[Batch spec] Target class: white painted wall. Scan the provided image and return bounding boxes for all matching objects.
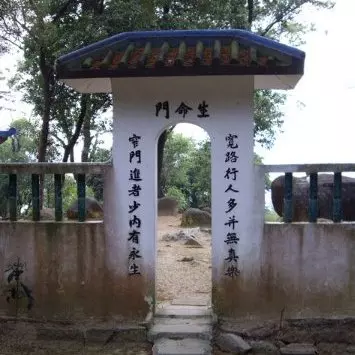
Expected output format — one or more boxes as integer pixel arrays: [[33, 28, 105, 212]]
[[104, 75, 255, 301]]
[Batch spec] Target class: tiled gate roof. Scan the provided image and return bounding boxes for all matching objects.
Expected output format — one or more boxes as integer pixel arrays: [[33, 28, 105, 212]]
[[56, 29, 305, 79]]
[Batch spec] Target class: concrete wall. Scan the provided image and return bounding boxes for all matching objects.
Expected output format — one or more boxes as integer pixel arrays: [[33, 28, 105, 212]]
[[0, 219, 354, 321], [0, 221, 149, 321], [216, 222, 355, 319]]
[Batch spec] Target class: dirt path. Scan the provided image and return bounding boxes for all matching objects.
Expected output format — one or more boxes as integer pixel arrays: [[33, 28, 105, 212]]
[[156, 215, 212, 307]]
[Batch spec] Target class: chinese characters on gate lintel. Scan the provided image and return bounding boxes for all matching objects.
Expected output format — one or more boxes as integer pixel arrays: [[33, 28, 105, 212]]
[[155, 101, 210, 119], [224, 133, 241, 278], [128, 133, 143, 276]]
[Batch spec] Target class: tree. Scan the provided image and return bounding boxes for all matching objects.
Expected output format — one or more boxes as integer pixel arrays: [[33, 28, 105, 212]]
[[0, 0, 334, 197], [0, 118, 39, 218], [160, 132, 196, 196], [153, 0, 334, 196], [162, 132, 273, 209]]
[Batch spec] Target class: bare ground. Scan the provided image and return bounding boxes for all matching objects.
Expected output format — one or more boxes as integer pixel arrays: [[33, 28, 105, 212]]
[[155, 215, 212, 307]]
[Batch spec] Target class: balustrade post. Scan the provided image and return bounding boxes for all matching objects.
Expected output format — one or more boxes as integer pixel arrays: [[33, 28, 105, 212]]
[[309, 173, 318, 222], [283, 172, 293, 223], [77, 174, 86, 222], [32, 174, 40, 221], [8, 174, 17, 221], [54, 174, 63, 221], [333, 172, 342, 222]]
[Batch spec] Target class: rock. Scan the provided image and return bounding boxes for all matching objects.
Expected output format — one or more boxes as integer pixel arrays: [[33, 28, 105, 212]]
[[40, 208, 55, 220], [178, 257, 194, 262], [215, 332, 252, 353], [201, 207, 211, 214], [275, 341, 286, 349], [250, 340, 279, 353], [162, 230, 188, 242], [271, 174, 355, 221], [317, 342, 348, 354], [347, 345, 355, 353], [181, 208, 211, 227], [158, 197, 179, 216], [200, 227, 211, 234], [184, 236, 203, 248], [280, 343, 317, 355], [66, 197, 103, 220], [162, 229, 200, 242]]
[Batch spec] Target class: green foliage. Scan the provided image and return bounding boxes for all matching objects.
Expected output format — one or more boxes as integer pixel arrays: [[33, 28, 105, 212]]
[[166, 186, 188, 211], [163, 132, 273, 209], [188, 139, 211, 208], [44, 175, 95, 211], [161, 132, 195, 194], [0, 0, 334, 164], [86, 147, 111, 201], [0, 118, 39, 218]]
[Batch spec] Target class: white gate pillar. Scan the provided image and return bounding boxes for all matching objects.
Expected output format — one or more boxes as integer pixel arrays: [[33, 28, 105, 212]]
[[57, 29, 305, 319]]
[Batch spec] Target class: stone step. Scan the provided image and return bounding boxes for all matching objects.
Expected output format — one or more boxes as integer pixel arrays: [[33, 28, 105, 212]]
[[155, 305, 213, 319], [148, 320, 212, 342], [152, 338, 211, 355], [153, 317, 212, 326]]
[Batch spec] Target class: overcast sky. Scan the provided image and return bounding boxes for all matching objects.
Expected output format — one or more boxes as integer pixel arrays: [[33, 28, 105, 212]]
[[1, 0, 354, 170], [176, 0, 355, 166]]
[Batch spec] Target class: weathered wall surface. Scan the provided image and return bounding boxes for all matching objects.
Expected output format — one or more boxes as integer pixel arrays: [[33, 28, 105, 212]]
[[0, 221, 149, 321], [1, 218, 354, 321], [215, 222, 355, 319]]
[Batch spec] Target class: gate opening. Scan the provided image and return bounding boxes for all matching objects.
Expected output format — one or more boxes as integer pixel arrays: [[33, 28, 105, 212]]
[[155, 123, 212, 309]]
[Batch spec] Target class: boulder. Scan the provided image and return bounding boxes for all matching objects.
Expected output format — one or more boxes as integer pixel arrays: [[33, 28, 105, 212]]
[[271, 174, 355, 221], [40, 208, 55, 220], [184, 236, 203, 248], [158, 197, 178, 216], [201, 207, 211, 214], [215, 333, 252, 353], [66, 197, 103, 220], [181, 208, 211, 227]]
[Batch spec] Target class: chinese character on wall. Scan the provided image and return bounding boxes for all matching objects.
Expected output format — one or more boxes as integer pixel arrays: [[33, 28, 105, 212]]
[[128, 133, 143, 276], [223, 133, 241, 278], [155, 101, 210, 120]]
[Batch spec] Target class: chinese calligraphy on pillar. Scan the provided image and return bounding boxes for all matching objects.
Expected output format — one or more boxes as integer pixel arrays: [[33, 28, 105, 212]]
[[128, 133, 143, 276], [155, 101, 210, 119], [224, 133, 241, 278]]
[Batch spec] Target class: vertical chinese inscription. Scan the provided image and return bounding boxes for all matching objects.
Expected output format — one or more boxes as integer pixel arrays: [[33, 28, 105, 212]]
[[223, 134, 241, 278], [128, 133, 142, 276]]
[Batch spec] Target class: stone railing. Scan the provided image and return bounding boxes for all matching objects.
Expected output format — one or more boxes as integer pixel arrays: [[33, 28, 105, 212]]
[[0, 162, 111, 222], [256, 163, 355, 223]]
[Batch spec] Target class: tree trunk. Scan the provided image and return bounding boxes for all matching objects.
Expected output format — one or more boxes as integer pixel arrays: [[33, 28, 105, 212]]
[[62, 94, 88, 162], [38, 47, 54, 209], [157, 126, 175, 198], [81, 107, 91, 162], [157, 131, 168, 198]]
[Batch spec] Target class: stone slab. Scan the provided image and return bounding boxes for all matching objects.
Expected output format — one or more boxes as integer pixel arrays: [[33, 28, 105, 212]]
[[171, 295, 210, 306], [155, 305, 212, 318], [152, 338, 211, 355], [153, 318, 211, 326], [280, 343, 317, 355], [148, 323, 212, 342]]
